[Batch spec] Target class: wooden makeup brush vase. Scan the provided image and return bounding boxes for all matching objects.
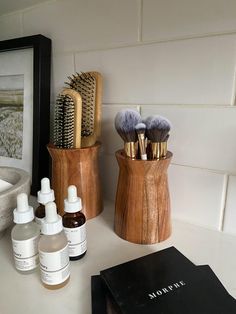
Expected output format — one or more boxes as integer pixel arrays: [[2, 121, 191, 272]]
[[114, 150, 172, 244], [47, 142, 103, 219]]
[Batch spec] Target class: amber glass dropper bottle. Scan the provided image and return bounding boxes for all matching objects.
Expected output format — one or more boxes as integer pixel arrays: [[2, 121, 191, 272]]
[[35, 177, 55, 227], [63, 185, 87, 261]]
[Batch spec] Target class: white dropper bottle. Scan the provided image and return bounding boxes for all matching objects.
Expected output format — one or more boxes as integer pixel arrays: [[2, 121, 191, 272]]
[[11, 193, 40, 274], [38, 201, 70, 289], [35, 177, 55, 226]]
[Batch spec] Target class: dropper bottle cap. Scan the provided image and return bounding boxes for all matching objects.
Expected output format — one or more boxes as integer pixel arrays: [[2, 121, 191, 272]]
[[13, 193, 34, 224], [37, 177, 55, 205], [64, 185, 82, 213], [41, 201, 63, 235]]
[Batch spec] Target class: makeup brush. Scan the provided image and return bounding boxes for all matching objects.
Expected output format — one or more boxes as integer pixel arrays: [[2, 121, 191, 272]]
[[114, 109, 141, 159], [135, 122, 147, 160], [145, 115, 171, 159]]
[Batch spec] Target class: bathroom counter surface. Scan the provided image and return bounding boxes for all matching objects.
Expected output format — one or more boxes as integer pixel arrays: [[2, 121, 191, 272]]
[[0, 200, 236, 314]]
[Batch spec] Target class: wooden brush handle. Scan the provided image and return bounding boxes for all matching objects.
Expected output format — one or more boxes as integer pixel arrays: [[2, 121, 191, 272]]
[[81, 71, 102, 148], [61, 88, 82, 148], [47, 142, 103, 219], [114, 150, 172, 244]]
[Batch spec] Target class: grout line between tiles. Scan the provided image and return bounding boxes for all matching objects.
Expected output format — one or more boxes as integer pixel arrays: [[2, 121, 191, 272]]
[[138, 0, 143, 42], [71, 30, 236, 55], [72, 52, 76, 73], [20, 11, 24, 36], [0, 0, 56, 17], [218, 174, 229, 231], [230, 67, 236, 106], [102, 103, 236, 109], [168, 163, 234, 176], [100, 154, 236, 176]]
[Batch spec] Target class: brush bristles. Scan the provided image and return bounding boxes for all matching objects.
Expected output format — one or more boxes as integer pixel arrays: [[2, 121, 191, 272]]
[[135, 122, 146, 135], [144, 115, 171, 159], [66, 72, 96, 138], [54, 94, 75, 148], [145, 115, 171, 143], [115, 109, 141, 143]]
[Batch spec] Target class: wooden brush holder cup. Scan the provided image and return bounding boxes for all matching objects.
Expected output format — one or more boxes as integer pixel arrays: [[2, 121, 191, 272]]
[[114, 150, 173, 244], [47, 142, 103, 219]]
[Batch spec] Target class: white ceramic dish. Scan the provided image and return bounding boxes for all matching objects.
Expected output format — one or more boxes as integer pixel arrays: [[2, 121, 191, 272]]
[[0, 167, 31, 238]]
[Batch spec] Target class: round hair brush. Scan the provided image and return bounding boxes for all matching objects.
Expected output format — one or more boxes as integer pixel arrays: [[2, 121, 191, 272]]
[[135, 122, 147, 160], [145, 115, 171, 159], [114, 109, 141, 159]]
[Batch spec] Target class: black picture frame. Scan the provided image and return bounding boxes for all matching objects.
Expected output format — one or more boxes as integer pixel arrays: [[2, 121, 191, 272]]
[[0, 34, 51, 195]]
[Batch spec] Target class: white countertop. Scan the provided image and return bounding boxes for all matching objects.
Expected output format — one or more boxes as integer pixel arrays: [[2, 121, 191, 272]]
[[0, 200, 236, 314]]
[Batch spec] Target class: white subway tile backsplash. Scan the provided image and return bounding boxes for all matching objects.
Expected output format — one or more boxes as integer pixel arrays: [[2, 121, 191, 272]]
[[23, 0, 139, 52], [101, 104, 140, 155], [51, 52, 75, 102], [223, 176, 236, 235], [141, 105, 236, 173], [75, 35, 236, 105], [100, 153, 119, 201], [142, 0, 236, 42], [169, 164, 224, 230], [0, 13, 22, 40]]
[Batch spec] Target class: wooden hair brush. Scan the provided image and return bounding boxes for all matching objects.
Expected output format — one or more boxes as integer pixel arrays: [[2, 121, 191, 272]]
[[65, 71, 102, 148], [53, 88, 82, 148]]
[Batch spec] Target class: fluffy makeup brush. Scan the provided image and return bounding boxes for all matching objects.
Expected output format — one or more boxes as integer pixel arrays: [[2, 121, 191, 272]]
[[53, 88, 82, 149], [145, 115, 171, 159], [135, 122, 147, 160], [65, 71, 102, 148], [115, 109, 141, 159]]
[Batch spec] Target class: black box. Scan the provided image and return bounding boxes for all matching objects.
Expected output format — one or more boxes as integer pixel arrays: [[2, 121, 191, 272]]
[[91, 275, 107, 314], [97, 247, 235, 314]]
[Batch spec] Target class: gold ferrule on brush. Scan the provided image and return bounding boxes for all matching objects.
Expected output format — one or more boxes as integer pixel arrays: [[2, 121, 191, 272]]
[[124, 142, 136, 159], [150, 142, 162, 160], [137, 133, 147, 160], [160, 141, 168, 159]]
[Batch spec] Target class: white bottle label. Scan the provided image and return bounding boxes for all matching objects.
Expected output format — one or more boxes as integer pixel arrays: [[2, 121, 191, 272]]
[[12, 235, 40, 271], [39, 245, 70, 285], [64, 223, 87, 257]]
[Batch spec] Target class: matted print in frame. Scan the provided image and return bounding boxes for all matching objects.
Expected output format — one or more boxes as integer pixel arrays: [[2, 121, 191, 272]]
[[0, 35, 51, 195]]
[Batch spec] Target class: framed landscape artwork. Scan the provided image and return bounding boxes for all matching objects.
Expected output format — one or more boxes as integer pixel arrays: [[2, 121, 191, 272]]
[[0, 35, 51, 195]]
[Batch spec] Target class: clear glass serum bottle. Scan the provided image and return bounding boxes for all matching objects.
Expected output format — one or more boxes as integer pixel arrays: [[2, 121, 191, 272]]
[[62, 185, 87, 261], [11, 193, 40, 274], [38, 201, 70, 289]]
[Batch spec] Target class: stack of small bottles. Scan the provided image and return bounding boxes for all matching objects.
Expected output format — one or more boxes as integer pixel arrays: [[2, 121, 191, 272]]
[[11, 178, 87, 290]]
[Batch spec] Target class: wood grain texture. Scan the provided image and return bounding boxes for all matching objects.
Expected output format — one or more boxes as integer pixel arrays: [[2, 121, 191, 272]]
[[47, 142, 103, 219], [114, 150, 172, 244]]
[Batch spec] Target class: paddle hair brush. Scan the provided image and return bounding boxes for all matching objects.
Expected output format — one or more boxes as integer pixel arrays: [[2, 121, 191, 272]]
[[65, 71, 102, 148], [145, 115, 171, 159], [114, 109, 141, 159], [53, 88, 82, 149]]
